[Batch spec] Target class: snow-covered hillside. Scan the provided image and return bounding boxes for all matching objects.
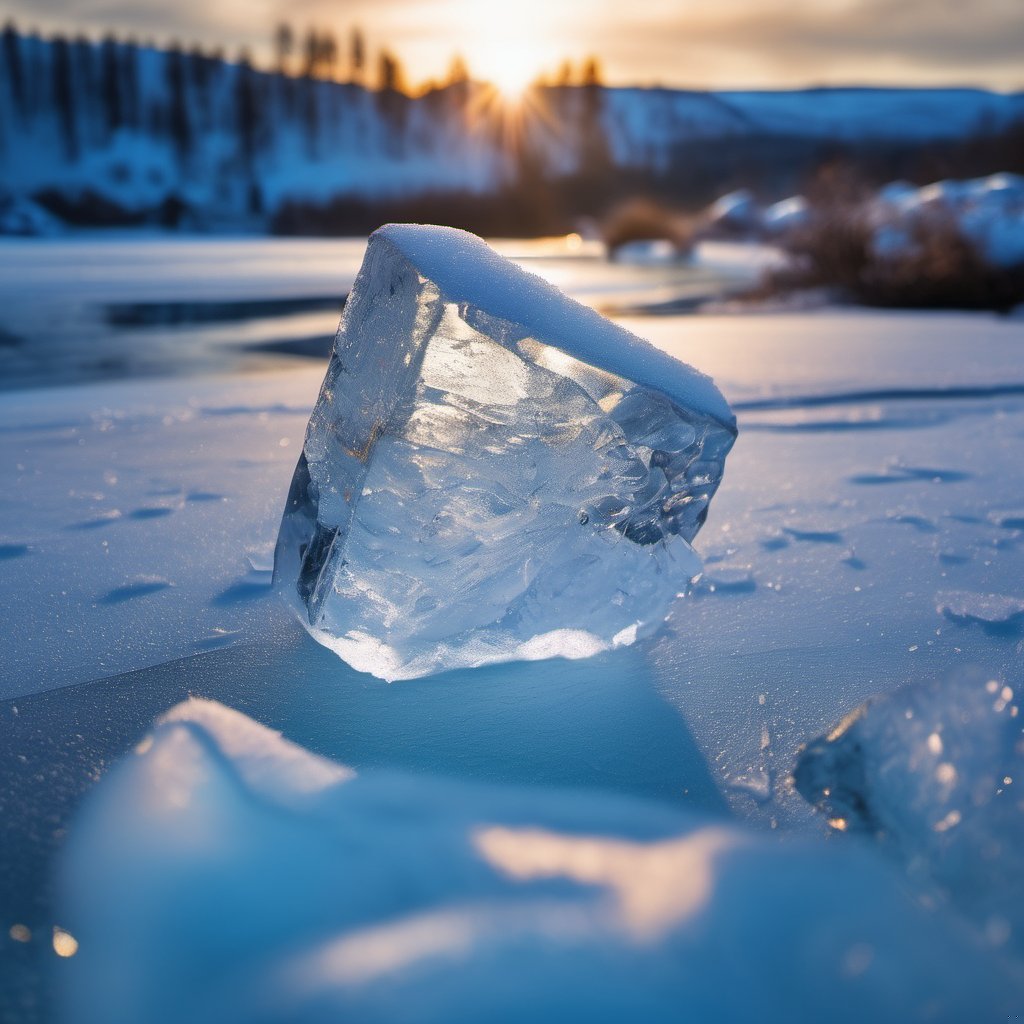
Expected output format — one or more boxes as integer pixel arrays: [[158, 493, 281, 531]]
[[717, 87, 1024, 141], [0, 32, 513, 224], [2, 28, 1022, 229]]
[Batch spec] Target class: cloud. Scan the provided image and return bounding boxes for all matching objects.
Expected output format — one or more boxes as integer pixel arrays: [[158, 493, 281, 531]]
[[3, 0, 1021, 89], [668, 0, 1024, 64], [593, 0, 1024, 86]]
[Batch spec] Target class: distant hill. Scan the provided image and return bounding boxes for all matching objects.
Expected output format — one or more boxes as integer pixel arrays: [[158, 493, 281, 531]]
[[2, 28, 1022, 234]]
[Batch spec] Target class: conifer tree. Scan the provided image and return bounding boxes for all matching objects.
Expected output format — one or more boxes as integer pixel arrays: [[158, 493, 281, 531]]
[[99, 34, 122, 137], [302, 28, 319, 79], [2, 22, 25, 122], [235, 49, 258, 170], [319, 31, 338, 80], [166, 42, 191, 163], [377, 49, 406, 93], [275, 22, 293, 75], [349, 27, 365, 85], [120, 39, 139, 130], [51, 35, 77, 159]]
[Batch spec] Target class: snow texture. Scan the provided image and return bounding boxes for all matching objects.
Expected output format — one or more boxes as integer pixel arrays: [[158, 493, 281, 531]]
[[3, 239, 1024, 1020], [275, 226, 735, 680], [59, 698, 1020, 1024]]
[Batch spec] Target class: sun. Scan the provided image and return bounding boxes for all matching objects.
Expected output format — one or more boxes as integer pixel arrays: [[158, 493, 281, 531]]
[[480, 46, 538, 100]]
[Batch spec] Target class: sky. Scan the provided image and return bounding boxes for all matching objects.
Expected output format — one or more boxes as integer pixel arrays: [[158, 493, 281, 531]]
[[4, 0, 1023, 91]]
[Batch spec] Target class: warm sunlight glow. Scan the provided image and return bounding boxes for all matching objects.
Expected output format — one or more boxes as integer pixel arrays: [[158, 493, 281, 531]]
[[52, 927, 79, 958], [462, 68, 559, 160], [448, 0, 560, 97], [480, 46, 539, 100], [475, 825, 742, 940]]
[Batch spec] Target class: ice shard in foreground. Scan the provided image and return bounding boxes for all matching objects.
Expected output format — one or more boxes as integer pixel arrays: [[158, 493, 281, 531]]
[[275, 225, 736, 680], [795, 669, 1024, 953]]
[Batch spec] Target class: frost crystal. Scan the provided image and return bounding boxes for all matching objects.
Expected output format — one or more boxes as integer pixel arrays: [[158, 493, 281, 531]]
[[275, 225, 735, 679]]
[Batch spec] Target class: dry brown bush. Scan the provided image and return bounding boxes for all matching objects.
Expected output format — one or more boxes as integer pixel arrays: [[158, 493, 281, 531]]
[[599, 198, 694, 256]]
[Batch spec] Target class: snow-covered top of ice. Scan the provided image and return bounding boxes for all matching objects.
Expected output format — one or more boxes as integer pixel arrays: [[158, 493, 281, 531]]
[[375, 224, 735, 427]]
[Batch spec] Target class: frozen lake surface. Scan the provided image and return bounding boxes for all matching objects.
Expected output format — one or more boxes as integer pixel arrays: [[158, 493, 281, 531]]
[[1, 236, 1023, 1021], [0, 235, 769, 391]]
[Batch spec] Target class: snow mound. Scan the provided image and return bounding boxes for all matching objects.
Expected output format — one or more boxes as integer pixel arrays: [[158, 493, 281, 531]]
[[705, 190, 761, 233], [762, 196, 810, 236], [795, 669, 1024, 952], [702, 191, 809, 239], [709, 173, 1024, 267], [275, 225, 735, 680], [0, 193, 62, 236], [59, 698, 1019, 1024], [869, 173, 1024, 269], [936, 590, 1024, 628]]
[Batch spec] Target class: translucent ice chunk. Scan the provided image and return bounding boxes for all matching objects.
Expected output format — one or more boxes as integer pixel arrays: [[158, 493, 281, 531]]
[[275, 225, 736, 680], [795, 669, 1024, 952], [59, 700, 1018, 1024]]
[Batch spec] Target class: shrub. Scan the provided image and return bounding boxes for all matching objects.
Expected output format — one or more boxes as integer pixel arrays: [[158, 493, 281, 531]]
[[599, 198, 693, 256]]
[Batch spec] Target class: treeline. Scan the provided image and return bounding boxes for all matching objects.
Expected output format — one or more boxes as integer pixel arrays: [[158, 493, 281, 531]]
[[0, 22, 614, 231], [1, 22, 272, 164], [1, 22, 1021, 237]]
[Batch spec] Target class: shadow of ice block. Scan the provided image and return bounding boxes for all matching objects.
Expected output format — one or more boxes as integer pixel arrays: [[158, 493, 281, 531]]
[[268, 633, 726, 808], [274, 225, 736, 680], [0, 627, 723, 964], [57, 698, 1018, 1024]]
